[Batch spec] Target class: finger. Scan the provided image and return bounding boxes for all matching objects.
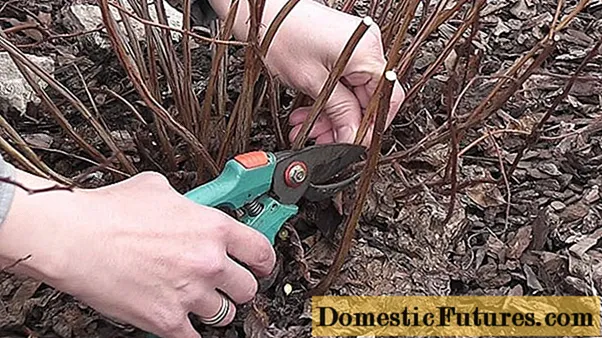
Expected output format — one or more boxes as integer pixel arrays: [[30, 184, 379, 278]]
[[315, 130, 335, 144], [287, 116, 333, 142], [222, 220, 276, 277], [386, 79, 405, 127], [322, 81, 362, 144], [215, 256, 259, 304], [191, 289, 236, 327], [288, 106, 311, 125], [352, 84, 372, 109], [289, 107, 334, 132], [343, 72, 373, 109]]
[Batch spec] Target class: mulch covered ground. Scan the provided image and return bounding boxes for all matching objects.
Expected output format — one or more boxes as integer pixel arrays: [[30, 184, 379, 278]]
[[0, 0, 601, 337]]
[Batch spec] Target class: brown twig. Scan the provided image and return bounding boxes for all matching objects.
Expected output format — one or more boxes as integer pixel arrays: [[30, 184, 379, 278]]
[[181, 0, 199, 135], [292, 16, 374, 149], [402, 0, 482, 104], [506, 37, 602, 178], [441, 62, 459, 227], [354, 0, 418, 144], [107, 0, 248, 46], [73, 64, 111, 132], [13, 27, 105, 49], [340, 0, 359, 13], [376, 0, 396, 26], [199, 0, 240, 146], [396, 0, 470, 79], [0, 254, 32, 273], [355, 0, 476, 145], [458, 128, 527, 157], [0, 135, 50, 179], [259, 0, 301, 54], [460, 0, 588, 128], [96, 87, 148, 125], [0, 177, 73, 194], [230, 0, 268, 155], [0, 33, 137, 176], [0, 33, 110, 166], [217, 0, 278, 161], [27, 145, 132, 178], [379, 39, 555, 168], [309, 70, 398, 296], [490, 132, 511, 233], [0, 1, 16, 14], [144, 0, 179, 172], [0, 116, 71, 185], [99, 0, 219, 177], [2, 22, 41, 36], [118, 0, 150, 84], [382, 0, 417, 57], [266, 74, 287, 149], [216, 0, 301, 160]]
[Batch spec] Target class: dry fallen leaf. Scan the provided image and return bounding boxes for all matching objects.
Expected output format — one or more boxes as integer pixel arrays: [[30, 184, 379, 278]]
[[507, 226, 533, 259], [465, 181, 505, 208], [569, 227, 602, 258], [523, 263, 543, 292]]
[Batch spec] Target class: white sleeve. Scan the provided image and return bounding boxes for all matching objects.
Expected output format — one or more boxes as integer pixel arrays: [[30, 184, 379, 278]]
[[0, 154, 16, 226]]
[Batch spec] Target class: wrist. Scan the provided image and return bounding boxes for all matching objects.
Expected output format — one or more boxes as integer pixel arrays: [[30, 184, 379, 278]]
[[0, 169, 86, 284]]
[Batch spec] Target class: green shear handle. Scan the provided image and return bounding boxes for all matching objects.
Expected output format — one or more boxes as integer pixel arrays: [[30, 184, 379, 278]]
[[184, 151, 298, 245]]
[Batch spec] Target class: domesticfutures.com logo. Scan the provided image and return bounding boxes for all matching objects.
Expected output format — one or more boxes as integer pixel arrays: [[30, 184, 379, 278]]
[[311, 295, 601, 337]]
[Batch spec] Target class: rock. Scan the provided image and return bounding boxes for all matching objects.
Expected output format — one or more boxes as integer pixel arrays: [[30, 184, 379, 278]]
[[0, 52, 54, 114], [550, 201, 566, 211], [67, 1, 184, 47]]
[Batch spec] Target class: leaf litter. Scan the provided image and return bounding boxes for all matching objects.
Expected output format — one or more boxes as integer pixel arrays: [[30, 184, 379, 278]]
[[0, 0, 601, 336]]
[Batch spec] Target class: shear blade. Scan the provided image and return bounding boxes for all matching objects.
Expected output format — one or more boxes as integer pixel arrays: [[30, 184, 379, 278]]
[[272, 143, 365, 205], [304, 171, 362, 201]]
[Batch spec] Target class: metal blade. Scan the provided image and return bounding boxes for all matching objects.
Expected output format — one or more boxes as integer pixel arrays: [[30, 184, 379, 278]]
[[304, 172, 361, 201], [304, 144, 365, 184], [272, 144, 365, 205]]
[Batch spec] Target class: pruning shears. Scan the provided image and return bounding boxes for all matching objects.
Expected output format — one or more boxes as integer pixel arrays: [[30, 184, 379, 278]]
[[145, 144, 364, 338], [184, 143, 366, 244]]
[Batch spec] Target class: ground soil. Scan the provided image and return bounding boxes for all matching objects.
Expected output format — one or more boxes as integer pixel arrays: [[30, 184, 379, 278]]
[[0, 0, 601, 337]]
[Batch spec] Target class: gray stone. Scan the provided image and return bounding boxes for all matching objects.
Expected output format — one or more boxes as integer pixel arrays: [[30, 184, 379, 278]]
[[550, 201, 566, 211], [0, 52, 54, 114]]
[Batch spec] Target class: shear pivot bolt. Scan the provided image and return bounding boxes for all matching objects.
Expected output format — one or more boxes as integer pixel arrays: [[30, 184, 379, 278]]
[[285, 161, 307, 187]]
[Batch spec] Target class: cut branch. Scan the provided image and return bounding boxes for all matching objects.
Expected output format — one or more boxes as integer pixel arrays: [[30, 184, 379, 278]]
[[309, 70, 397, 296]]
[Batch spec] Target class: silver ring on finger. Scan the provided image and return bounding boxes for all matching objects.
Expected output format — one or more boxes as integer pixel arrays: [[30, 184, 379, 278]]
[[199, 294, 230, 326]]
